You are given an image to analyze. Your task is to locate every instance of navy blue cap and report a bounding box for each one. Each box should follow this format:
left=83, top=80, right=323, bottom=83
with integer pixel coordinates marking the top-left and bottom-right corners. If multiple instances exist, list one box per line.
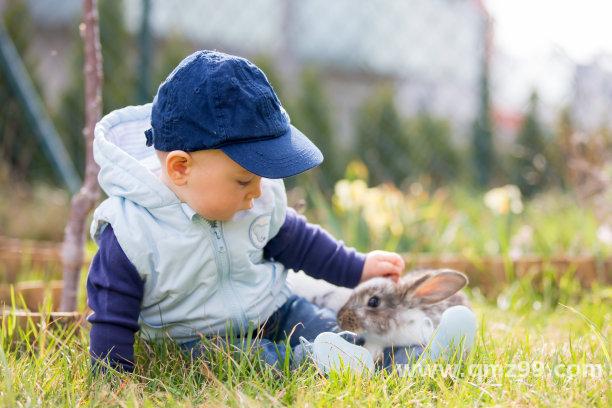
left=145, top=50, right=323, bottom=178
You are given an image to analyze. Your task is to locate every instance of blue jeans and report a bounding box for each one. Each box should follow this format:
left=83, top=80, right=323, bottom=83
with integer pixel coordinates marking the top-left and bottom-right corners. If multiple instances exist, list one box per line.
left=180, top=295, right=344, bottom=368
left=180, top=295, right=425, bottom=370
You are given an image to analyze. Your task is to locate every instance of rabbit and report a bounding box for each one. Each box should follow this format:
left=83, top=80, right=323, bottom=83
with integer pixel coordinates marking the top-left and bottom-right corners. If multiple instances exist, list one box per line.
left=336, top=269, right=470, bottom=361
left=286, top=269, right=470, bottom=362
left=286, top=270, right=354, bottom=312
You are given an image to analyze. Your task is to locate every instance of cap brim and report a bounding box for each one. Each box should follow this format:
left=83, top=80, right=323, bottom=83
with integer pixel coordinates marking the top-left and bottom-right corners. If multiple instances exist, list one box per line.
left=220, top=125, right=323, bottom=178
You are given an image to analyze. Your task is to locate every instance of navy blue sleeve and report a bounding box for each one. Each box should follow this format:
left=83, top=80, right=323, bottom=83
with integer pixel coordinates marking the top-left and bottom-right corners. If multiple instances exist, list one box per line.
left=87, top=224, right=143, bottom=373
left=264, top=207, right=366, bottom=288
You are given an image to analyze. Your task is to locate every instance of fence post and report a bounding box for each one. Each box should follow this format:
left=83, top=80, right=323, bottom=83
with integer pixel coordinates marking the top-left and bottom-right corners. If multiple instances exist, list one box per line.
left=59, top=0, right=103, bottom=312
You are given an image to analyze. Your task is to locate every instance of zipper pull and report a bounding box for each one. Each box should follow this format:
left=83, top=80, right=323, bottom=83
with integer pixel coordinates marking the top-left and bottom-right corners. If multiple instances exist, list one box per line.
left=210, top=221, right=225, bottom=252
left=210, top=220, right=223, bottom=242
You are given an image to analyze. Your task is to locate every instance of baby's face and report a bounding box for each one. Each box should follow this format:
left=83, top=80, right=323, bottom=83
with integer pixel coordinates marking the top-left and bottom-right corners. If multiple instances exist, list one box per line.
left=163, top=149, right=262, bottom=221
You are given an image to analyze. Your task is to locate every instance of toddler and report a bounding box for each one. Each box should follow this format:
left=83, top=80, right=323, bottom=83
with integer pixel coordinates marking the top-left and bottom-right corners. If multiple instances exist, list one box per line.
left=86, top=50, right=406, bottom=372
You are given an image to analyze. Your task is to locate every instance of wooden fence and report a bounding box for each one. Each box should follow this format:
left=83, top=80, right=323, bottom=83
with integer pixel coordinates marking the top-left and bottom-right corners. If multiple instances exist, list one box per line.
left=1, top=235, right=610, bottom=314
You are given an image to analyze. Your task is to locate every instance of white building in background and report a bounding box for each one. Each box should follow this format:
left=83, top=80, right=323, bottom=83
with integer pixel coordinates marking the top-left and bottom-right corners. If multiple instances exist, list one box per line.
left=123, top=0, right=490, bottom=147
left=12, top=0, right=489, bottom=147
left=571, top=54, right=612, bottom=133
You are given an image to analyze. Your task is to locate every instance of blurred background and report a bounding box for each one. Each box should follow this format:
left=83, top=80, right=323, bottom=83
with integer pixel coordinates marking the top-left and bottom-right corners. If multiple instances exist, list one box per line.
left=0, top=0, right=610, bottom=301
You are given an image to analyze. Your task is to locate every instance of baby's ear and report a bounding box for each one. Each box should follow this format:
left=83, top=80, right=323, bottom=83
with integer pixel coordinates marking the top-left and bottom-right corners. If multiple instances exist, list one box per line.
left=165, top=150, right=192, bottom=185
left=406, top=269, right=468, bottom=305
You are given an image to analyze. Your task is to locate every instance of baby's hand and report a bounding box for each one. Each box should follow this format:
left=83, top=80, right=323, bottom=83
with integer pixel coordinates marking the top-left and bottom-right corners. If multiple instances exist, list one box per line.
left=360, top=250, right=404, bottom=283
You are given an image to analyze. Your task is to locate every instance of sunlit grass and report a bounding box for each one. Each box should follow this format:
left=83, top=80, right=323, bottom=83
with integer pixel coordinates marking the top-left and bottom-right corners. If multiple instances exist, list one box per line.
left=1, top=285, right=609, bottom=406
left=1, top=172, right=610, bottom=405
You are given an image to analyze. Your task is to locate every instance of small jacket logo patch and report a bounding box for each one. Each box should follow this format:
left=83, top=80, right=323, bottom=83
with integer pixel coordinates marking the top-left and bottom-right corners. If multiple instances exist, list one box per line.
left=249, top=214, right=272, bottom=249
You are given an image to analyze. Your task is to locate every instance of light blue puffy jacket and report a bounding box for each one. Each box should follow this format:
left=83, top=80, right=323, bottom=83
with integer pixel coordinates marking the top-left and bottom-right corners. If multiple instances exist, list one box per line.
left=90, top=104, right=292, bottom=343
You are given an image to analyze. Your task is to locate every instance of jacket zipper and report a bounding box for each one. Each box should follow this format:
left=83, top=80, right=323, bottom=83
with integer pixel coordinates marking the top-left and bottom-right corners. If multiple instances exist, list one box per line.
left=206, top=219, right=247, bottom=332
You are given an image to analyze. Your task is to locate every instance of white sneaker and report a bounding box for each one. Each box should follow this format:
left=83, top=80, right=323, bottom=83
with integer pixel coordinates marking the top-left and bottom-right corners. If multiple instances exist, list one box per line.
left=299, top=331, right=375, bottom=374
left=419, top=305, right=477, bottom=363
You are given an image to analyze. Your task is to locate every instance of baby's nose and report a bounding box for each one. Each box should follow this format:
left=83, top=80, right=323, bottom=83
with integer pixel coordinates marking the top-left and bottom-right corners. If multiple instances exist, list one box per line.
left=249, top=178, right=262, bottom=199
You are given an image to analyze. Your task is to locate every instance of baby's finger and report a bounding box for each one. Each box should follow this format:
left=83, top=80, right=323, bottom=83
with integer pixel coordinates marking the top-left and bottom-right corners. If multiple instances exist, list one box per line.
left=382, top=254, right=405, bottom=271
left=380, top=260, right=402, bottom=278
left=391, top=253, right=405, bottom=269
left=388, top=273, right=400, bottom=283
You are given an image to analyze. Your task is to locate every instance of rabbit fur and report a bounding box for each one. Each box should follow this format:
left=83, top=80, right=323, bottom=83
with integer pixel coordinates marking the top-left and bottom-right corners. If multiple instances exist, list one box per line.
left=287, top=269, right=470, bottom=361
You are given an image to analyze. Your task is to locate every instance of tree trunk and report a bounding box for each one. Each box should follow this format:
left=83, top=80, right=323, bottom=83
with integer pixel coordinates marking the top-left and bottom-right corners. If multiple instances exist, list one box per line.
left=59, top=0, right=102, bottom=312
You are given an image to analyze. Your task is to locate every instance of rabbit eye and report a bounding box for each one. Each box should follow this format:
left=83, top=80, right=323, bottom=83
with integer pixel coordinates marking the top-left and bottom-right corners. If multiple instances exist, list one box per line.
left=367, top=296, right=380, bottom=308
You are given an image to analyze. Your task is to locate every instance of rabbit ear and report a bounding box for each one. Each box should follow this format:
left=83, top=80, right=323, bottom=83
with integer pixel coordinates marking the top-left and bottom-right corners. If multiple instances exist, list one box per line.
left=408, top=270, right=468, bottom=305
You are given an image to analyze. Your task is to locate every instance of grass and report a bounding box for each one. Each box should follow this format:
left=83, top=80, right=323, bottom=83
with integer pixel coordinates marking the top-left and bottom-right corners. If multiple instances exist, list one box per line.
left=0, top=282, right=609, bottom=407
left=1, top=178, right=610, bottom=406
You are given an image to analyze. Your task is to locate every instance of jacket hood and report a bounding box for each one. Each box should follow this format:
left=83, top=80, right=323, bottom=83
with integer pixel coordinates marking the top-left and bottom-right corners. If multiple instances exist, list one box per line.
left=94, top=104, right=180, bottom=209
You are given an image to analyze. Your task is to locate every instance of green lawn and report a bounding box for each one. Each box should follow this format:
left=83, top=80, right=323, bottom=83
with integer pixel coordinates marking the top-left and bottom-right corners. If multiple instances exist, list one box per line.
left=1, top=284, right=609, bottom=407
left=1, top=183, right=610, bottom=406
